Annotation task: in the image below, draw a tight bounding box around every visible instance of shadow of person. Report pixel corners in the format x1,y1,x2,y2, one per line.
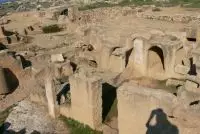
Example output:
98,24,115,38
31,130,40,134
146,108,179,134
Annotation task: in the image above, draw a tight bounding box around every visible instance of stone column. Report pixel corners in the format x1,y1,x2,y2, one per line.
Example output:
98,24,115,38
99,46,111,70
69,75,102,130
0,26,4,38
15,55,23,69
45,75,57,118
164,48,176,77
133,38,147,75
0,67,9,94
109,55,126,73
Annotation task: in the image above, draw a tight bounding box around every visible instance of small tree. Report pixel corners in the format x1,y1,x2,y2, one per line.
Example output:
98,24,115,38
42,24,62,33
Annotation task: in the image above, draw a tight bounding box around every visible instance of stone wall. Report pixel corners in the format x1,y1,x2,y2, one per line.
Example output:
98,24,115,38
97,42,131,73
117,83,177,134
117,82,200,134
127,35,181,79
138,12,200,23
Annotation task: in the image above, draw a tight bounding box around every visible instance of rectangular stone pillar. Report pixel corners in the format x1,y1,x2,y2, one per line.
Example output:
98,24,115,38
69,75,102,130
0,67,9,94
45,76,57,118
132,38,147,75
109,55,126,73
165,48,176,77
99,46,111,70
0,26,4,38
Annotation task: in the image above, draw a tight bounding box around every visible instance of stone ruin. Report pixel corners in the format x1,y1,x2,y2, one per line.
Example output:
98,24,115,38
1,4,200,134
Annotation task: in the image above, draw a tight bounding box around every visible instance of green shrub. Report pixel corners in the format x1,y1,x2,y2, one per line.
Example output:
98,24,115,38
118,0,153,6
60,116,102,134
79,2,114,11
78,0,200,10
152,7,162,12
42,24,62,33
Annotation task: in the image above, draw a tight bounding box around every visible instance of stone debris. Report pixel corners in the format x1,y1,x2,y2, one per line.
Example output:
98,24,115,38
174,64,190,75
185,80,199,92
51,54,64,63
166,78,185,87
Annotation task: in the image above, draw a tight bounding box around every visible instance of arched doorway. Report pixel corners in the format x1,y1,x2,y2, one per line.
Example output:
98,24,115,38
148,46,165,77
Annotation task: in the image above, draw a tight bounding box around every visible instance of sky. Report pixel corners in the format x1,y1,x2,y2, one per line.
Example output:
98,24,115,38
0,0,15,4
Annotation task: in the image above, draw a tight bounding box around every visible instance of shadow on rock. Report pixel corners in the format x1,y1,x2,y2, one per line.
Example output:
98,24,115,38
146,108,179,134
2,122,26,134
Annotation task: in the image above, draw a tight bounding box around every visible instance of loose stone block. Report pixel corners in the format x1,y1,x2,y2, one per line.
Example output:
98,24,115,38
109,55,126,73
182,58,190,67
15,55,24,69
166,78,185,87
51,54,64,63
186,26,197,40
174,64,190,75
185,80,199,92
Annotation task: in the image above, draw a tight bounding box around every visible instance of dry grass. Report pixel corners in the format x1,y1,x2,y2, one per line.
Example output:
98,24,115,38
60,116,103,134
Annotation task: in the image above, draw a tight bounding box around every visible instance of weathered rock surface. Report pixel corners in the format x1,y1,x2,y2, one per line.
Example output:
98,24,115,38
51,54,64,63
175,64,190,75
4,100,69,134
185,80,199,92
166,78,185,87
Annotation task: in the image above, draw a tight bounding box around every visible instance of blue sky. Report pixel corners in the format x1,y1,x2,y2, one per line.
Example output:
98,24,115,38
0,0,15,4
